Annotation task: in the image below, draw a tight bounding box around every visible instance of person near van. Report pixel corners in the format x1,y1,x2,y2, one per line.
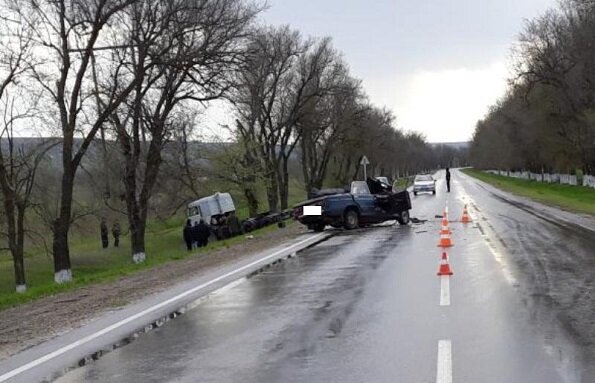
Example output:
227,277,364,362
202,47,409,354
100,218,109,249
227,212,241,236
112,221,121,247
197,219,211,247
183,219,193,251
192,221,201,248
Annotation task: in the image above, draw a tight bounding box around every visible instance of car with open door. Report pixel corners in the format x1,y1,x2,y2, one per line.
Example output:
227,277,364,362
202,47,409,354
293,179,412,232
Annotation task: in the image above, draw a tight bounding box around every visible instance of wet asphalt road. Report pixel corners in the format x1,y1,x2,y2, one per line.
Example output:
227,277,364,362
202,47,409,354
55,170,594,383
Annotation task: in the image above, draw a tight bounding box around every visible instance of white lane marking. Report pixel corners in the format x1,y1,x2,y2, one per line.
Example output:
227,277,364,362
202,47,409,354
0,233,327,382
440,276,451,306
437,340,453,383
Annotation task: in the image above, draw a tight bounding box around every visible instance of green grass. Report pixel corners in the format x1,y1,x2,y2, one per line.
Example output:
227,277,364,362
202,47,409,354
0,217,288,311
0,177,307,311
462,168,595,216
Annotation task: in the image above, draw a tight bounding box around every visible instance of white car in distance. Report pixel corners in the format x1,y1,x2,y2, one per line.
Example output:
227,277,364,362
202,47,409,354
413,174,436,196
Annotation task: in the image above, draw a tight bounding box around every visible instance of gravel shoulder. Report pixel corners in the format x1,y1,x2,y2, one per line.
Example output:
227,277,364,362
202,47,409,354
0,223,308,360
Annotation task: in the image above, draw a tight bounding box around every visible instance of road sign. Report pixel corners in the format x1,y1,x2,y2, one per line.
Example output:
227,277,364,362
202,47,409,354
360,155,369,179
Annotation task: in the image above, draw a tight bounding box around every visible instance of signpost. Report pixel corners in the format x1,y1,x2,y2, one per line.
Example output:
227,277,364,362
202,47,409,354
360,155,370,180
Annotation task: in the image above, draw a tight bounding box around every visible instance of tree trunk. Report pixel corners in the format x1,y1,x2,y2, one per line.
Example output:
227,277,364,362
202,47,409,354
244,187,259,217
300,133,313,194
280,157,290,210
52,170,74,283
12,249,26,293
129,214,146,264
266,175,279,212
14,207,26,293
1,192,27,292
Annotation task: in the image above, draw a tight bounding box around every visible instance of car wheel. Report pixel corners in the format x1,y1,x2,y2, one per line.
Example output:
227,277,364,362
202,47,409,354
397,210,410,225
312,222,326,232
344,209,359,230
432,190,436,195
413,191,417,196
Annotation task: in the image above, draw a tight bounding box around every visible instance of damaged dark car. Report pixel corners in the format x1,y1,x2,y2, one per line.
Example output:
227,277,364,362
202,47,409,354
293,178,412,232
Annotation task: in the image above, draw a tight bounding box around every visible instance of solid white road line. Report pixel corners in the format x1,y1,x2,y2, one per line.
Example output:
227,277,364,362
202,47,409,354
0,233,327,382
440,276,451,306
437,340,453,383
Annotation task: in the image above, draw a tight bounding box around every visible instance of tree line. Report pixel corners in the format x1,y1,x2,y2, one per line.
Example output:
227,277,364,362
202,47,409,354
471,0,595,174
0,0,453,293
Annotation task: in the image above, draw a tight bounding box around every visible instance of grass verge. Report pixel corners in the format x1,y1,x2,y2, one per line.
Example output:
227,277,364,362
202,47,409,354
462,168,595,216
0,220,289,311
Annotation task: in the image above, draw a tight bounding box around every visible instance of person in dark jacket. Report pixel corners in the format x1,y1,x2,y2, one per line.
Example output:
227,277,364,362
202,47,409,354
100,218,109,249
197,219,210,247
446,167,451,192
192,221,201,248
112,221,121,247
227,212,241,236
183,219,193,251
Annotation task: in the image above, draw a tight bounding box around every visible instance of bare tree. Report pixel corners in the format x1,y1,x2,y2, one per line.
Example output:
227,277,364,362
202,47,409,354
107,0,260,263
299,65,362,192
0,4,58,292
11,0,143,282
233,28,345,210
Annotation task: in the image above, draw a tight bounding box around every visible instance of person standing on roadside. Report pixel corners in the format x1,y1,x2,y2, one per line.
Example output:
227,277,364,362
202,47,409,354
100,218,109,249
192,221,201,248
197,219,211,247
227,211,241,237
446,167,451,193
183,219,193,251
112,221,121,247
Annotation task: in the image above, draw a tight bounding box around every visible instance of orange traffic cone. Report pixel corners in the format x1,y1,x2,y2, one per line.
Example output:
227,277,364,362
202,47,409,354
461,204,472,224
437,252,453,276
439,218,451,235
438,230,453,247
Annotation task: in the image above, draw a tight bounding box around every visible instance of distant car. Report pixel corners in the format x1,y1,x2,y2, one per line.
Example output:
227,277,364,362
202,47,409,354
413,174,436,195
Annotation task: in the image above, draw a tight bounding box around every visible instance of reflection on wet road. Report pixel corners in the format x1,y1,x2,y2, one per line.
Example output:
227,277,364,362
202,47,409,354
56,170,591,383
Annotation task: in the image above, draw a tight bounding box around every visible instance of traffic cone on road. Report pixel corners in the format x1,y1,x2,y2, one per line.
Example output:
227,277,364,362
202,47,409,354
437,230,453,247
439,218,451,235
461,204,472,224
437,252,454,276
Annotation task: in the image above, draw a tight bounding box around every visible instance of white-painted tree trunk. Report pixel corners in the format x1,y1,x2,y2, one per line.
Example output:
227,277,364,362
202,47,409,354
16,284,27,293
54,269,72,284
133,252,146,264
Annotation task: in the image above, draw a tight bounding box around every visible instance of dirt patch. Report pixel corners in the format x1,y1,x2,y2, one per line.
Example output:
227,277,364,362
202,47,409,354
0,224,308,360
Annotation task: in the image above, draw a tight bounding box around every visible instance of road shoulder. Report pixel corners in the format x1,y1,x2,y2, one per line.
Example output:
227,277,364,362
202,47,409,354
462,170,595,234
0,224,311,361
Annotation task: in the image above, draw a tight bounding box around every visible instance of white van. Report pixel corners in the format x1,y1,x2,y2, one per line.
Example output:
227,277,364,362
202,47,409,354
187,192,235,226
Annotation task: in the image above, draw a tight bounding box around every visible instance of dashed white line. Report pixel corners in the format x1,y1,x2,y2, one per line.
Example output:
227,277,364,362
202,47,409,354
440,276,451,306
0,232,327,382
437,340,453,383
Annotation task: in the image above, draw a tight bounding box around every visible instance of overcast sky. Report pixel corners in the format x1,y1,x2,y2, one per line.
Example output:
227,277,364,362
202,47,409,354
258,0,557,143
